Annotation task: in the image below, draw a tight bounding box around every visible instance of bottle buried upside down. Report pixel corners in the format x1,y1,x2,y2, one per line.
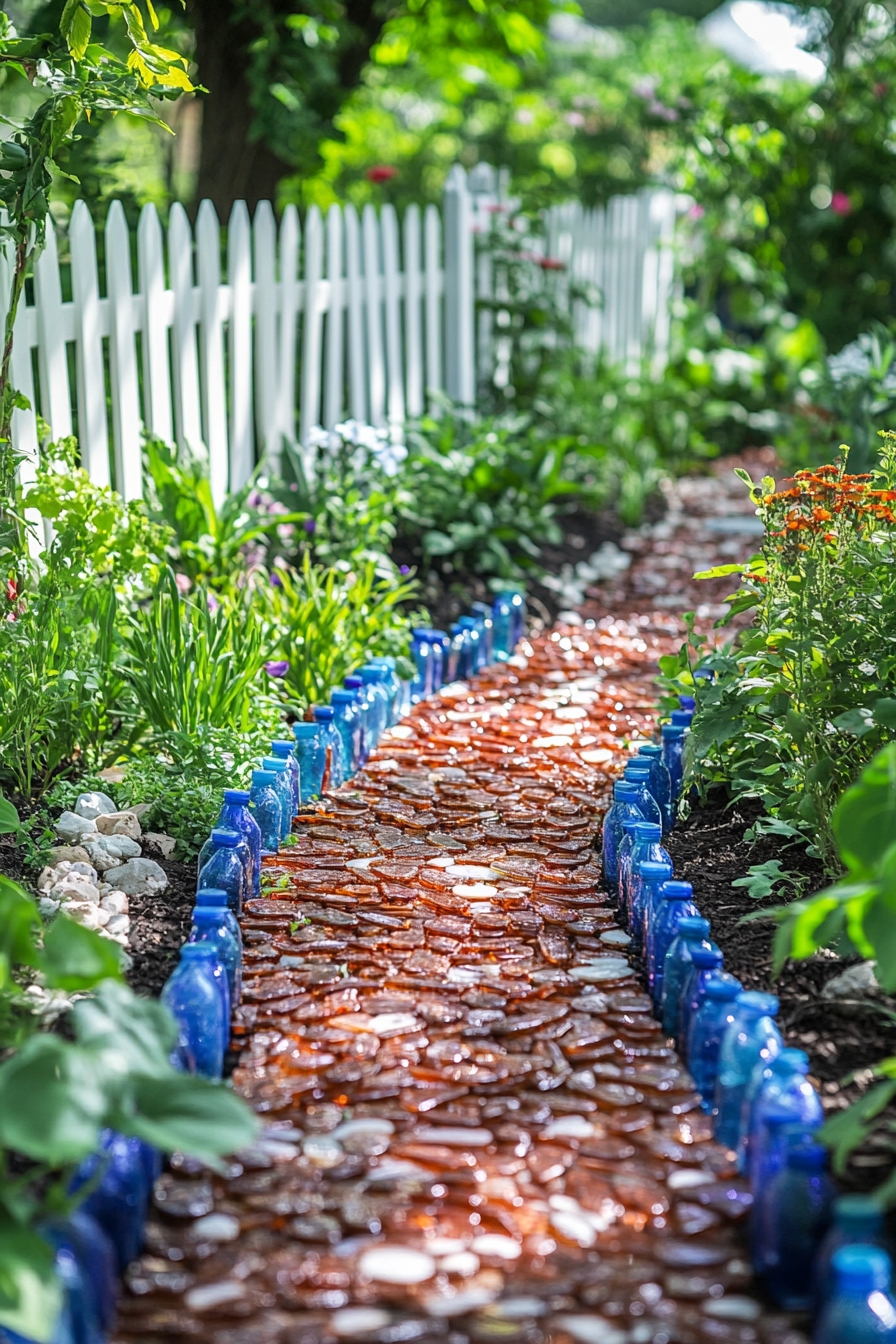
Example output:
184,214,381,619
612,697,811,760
118,621,775,1343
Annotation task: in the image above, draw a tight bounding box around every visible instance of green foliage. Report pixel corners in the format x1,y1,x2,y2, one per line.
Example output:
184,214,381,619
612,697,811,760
120,566,274,738
142,435,304,588
678,442,896,867
0,875,257,1339
731,859,803,903
256,553,419,705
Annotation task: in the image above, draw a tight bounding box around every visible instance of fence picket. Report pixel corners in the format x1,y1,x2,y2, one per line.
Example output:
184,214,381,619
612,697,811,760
137,203,174,445
228,200,254,490
362,204,386,428
403,204,423,419
324,204,344,430
253,200,279,458
344,204,367,424
196,199,228,507
105,201,142,500
277,204,301,453
443,165,475,407
34,222,72,441
299,205,324,448
168,202,202,457
381,204,405,431
70,201,110,486
424,204,443,408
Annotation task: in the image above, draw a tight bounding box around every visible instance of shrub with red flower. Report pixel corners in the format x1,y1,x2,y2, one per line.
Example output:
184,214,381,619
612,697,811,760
365,165,397,184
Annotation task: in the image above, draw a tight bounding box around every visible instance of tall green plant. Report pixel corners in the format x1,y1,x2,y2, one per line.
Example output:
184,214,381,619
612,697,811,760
121,567,271,739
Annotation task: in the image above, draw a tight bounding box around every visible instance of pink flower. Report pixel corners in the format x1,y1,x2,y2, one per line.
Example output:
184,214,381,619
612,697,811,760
174,572,192,594
206,591,220,613
366,165,397,184
688,204,705,221
831,192,852,216
5,578,16,603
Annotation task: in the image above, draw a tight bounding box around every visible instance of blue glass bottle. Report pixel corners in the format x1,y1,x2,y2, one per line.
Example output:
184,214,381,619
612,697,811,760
601,780,645,894
293,722,324,801
508,589,527,646
671,707,694,728
492,592,524,660
745,1047,824,1185
367,657,401,726
678,694,696,712
815,1197,887,1311
197,825,252,903
161,943,226,1079
638,860,675,985
660,915,710,1037
687,972,742,1108
616,818,644,928
71,1130,149,1276
714,990,782,1150
761,1141,833,1308
626,823,670,951
207,788,260,898
189,902,241,1009
262,756,294,837
331,689,361,776
621,762,663,828
470,602,494,665
311,706,345,790
411,628,434,701
661,723,686,803
342,675,369,764
63,1210,118,1334
270,740,300,811
359,666,388,745
457,616,482,673
636,743,674,833
40,1223,102,1344
447,623,471,681
678,943,724,1053
428,632,448,689
650,880,700,1004
196,828,246,914
815,1246,896,1343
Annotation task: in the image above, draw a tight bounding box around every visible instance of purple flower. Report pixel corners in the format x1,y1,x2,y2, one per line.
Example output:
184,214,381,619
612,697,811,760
207,591,220,613
265,660,290,678
304,518,317,535
271,572,283,588
400,565,410,575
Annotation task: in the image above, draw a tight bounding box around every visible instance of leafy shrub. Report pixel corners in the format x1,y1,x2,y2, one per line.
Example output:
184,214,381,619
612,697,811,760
667,436,896,868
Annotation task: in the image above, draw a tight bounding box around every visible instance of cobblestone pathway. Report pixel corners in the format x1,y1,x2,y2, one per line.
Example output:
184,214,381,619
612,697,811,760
116,612,798,1344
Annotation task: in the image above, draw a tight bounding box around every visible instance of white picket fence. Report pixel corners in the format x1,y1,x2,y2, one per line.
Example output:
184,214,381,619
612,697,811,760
4,164,679,511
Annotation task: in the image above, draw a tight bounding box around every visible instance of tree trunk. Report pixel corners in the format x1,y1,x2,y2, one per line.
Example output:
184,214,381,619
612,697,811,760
188,0,294,217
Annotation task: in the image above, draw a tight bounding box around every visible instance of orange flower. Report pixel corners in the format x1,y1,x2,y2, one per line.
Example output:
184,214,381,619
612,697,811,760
812,507,832,522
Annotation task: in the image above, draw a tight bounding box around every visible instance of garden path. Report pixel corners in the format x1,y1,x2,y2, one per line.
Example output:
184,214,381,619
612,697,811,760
115,593,805,1344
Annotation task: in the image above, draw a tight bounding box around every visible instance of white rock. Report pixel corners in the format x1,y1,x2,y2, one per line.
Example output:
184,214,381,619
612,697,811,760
425,1284,501,1317
51,874,101,905
667,1169,715,1191
411,1126,493,1148
85,833,141,860
55,812,97,843
74,791,117,819
470,1234,521,1261
484,1298,549,1320
554,1316,627,1344
95,811,142,840
184,1282,246,1312
359,1246,436,1285
444,864,502,880
143,832,176,858
188,1213,241,1243
60,901,109,930
822,961,880,1000
302,1135,344,1168
79,840,122,873
109,858,168,895
105,913,130,938
68,861,98,880
38,896,60,915
542,1115,595,1140
439,1251,480,1277
331,1308,392,1337
100,891,129,915
37,866,56,892
550,1209,597,1248
333,1118,394,1141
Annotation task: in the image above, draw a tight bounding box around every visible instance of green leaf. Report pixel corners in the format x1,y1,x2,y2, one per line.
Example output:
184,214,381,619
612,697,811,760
0,1212,61,1344
693,563,748,580
732,859,789,901
65,2,92,58
0,878,41,974
832,707,876,737
821,1078,896,1174
0,794,20,835
872,697,896,731
834,743,896,876
71,979,175,1071
41,915,124,991
121,1072,258,1167
0,1036,104,1164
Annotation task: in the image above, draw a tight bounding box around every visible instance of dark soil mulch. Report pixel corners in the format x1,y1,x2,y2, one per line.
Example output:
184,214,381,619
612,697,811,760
125,851,197,999
665,789,896,1192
